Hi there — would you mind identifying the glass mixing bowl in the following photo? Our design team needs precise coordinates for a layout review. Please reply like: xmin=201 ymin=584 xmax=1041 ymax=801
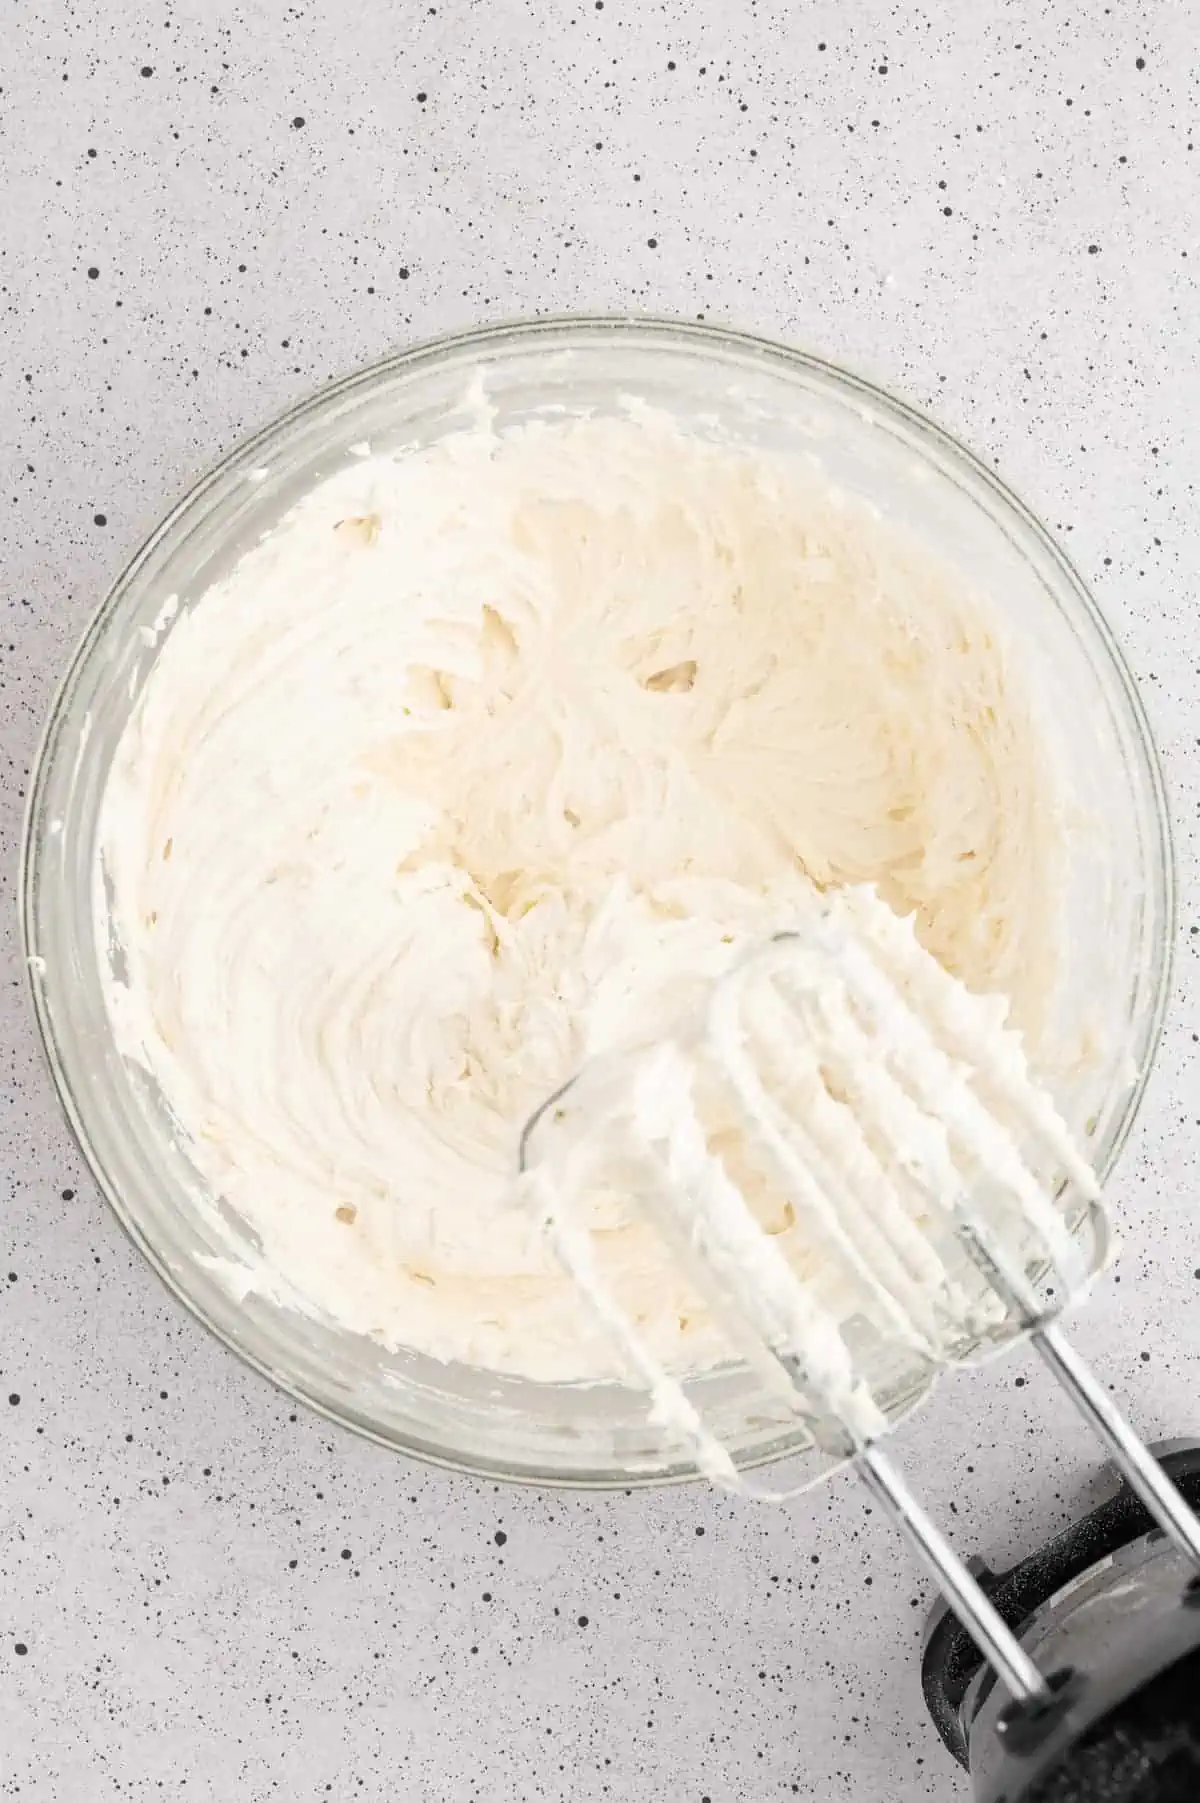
xmin=22 ymin=317 xmax=1173 ymax=1487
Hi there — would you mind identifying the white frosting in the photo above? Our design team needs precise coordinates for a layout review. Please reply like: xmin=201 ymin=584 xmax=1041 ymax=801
xmin=97 ymin=408 xmax=1067 ymax=1385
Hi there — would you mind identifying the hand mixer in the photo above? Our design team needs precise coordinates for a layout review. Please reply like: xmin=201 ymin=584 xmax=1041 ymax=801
xmin=518 ymin=887 xmax=1200 ymax=1803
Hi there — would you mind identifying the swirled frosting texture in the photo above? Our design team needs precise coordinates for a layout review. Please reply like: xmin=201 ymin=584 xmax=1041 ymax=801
xmin=97 ymin=411 xmax=1063 ymax=1381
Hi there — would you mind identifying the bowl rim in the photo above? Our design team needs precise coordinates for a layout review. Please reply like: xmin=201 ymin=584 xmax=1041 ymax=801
xmin=19 ymin=311 xmax=1178 ymax=1488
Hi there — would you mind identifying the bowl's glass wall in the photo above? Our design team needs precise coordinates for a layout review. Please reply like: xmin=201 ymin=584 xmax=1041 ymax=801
xmin=22 ymin=319 xmax=1173 ymax=1486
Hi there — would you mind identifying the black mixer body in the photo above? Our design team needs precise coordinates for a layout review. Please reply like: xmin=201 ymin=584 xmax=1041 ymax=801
xmin=921 ymin=1442 xmax=1200 ymax=1802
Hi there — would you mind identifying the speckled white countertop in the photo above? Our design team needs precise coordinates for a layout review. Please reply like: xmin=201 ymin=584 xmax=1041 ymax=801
xmin=1 ymin=2 xmax=1198 ymax=1798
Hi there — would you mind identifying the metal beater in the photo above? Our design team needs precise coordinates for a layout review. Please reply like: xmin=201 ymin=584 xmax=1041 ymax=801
xmin=518 ymin=887 xmax=1200 ymax=1728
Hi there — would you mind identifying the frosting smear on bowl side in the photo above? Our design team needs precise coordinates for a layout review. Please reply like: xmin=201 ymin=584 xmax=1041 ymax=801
xmin=97 ymin=409 xmax=1064 ymax=1383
